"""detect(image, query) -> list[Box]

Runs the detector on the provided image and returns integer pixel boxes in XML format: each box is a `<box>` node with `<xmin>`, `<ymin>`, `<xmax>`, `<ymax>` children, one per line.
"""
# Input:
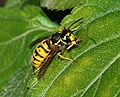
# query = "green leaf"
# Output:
<box><xmin>5</xmin><ymin>0</ymin><xmax>27</xmax><ymax>9</ymax></box>
<box><xmin>20</xmin><ymin>4</ymin><xmax>47</xmax><ymax>19</ymax></box>
<box><xmin>1</xmin><ymin>0</ymin><xmax>120</xmax><ymax>97</ymax></box>
<box><xmin>5</xmin><ymin>0</ymin><xmax>40</xmax><ymax>10</ymax></box>
<box><xmin>0</xmin><ymin>6</ymin><xmax>57</xmax><ymax>96</ymax></box>
<box><xmin>40</xmin><ymin>0</ymin><xmax>83</xmax><ymax>10</ymax></box>
<box><xmin>28</xmin><ymin>0</ymin><xmax>120</xmax><ymax>97</ymax></box>
<box><xmin>0</xmin><ymin>7</ymin><xmax>29</xmax><ymax>90</ymax></box>
<box><xmin>41</xmin><ymin>0</ymin><xmax>120</xmax><ymax>11</ymax></box>
<box><xmin>30</xmin><ymin>11</ymin><xmax>120</xmax><ymax>97</ymax></box>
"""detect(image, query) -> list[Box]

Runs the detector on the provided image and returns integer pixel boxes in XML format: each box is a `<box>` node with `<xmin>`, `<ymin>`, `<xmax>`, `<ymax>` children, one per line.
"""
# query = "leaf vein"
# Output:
<box><xmin>80</xmin><ymin>53</ymin><xmax>120</xmax><ymax>97</ymax></box>
<box><xmin>0</xmin><ymin>28</ymin><xmax>51</xmax><ymax>46</ymax></box>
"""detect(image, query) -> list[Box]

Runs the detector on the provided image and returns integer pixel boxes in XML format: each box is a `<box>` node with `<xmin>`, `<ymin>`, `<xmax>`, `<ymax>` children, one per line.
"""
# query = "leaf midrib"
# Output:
<box><xmin>80</xmin><ymin>54</ymin><xmax>120</xmax><ymax>97</ymax></box>
<box><xmin>0</xmin><ymin>27</ymin><xmax>52</xmax><ymax>46</ymax></box>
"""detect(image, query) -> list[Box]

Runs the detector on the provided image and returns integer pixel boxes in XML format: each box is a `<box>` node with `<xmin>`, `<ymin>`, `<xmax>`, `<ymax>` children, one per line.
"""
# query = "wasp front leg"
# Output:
<box><xmin>57</xmin><ymin>52</ymin><xmax>73</xmax><ymax>62</ymax></box>
<box><xmin>57</xmin><ymin>45</ymin><xmax>74</xmax><ymax>61</ymax></box>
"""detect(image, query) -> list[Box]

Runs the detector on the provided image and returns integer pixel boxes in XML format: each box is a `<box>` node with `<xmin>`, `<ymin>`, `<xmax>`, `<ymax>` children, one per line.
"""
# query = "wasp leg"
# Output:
<box><xmin>57</xmin><ymin>52</ymin><xmax>73</xmax><ymax>62</ymax></box>
<box><xmin>66</xmin><ymin>44</ymin><xmax>74</xmax><ymax>50</ymax></box>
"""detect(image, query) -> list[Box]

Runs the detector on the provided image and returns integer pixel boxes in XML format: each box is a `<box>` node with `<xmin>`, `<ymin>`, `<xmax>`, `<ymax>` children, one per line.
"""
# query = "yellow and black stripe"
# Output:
<box><xmin>32</xmin><ymin>39</ymin><xmax>51</xmax><ymax>70</ymax></box>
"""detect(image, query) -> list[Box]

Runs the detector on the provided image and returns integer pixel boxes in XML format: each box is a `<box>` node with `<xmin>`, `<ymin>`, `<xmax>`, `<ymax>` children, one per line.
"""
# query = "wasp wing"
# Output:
<box><xmin>29</xmin><ymin>36</ymin><xmax>50</xmax><ymax>49</ymax></box>
<box><xmin>37</xmin><ymin>45</ymin><xmax>60</xmax><ymax>80</ymax></box>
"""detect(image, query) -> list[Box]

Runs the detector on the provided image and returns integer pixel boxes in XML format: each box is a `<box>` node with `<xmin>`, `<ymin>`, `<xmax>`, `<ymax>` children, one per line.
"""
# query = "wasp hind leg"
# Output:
<box><xmin>57</xmin><ymin>52</ymin><xmax>73</xmax><ymax>62</ymax></box>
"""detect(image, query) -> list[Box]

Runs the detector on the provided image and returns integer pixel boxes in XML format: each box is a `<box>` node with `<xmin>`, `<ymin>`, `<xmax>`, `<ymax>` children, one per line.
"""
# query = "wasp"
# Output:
<box><xmin>29</xmin><ymin>18</ymin><xmax>83</xmax><ymax>79</ymax></box>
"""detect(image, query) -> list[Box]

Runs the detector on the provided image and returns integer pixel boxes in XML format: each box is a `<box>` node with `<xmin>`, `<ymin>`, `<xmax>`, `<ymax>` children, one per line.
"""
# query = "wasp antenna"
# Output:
<box><xmin>71</xmin><ymin>21</ymin><xmax>84</xmax><ymax>33</ymax></box>
<box><xmin>68</xmin><ymin>17</ymin><xmax>83</xmax><ymax>29</ymax></box>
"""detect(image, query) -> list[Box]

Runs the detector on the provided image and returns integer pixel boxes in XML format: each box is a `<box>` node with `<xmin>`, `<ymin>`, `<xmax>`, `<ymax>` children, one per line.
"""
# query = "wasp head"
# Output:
<box><xmin>61</xmin><ymin>30</ymin><xmax>79</xmax><ymax>50</ymax></box>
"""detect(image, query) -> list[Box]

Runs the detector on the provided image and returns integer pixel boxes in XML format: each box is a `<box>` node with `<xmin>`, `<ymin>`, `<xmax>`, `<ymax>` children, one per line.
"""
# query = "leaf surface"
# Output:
<box><xmin>0</xmin><ymin>0</ymin><xmax>120</xmax><ymax>97</ymax></box>
<box><xmin>0</xmin><ymin>6</ymin><xmax>57</xmax><ymax>97</ymax></box>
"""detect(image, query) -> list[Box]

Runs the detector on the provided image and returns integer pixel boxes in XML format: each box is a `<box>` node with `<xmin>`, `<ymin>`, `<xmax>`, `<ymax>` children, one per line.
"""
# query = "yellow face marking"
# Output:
<box><xmin>33</xmin><ymin>53</ymin><xmax>44</xmax><ymax>62</ymax></box>
<box><xmin>36</xmin><ymin>47</ymin><xmax>48</xmax><ymax>57</ymax></box>
<box><xmin>72</xmin><ymin>41</ymin><xmax>77</xmax><ymax>45</ymax></box>
<box><xmin>69</xmin><ymin>34</ymin><xmax>75</xmax><ymax>41</ymax></box>
<box><xmin>42</xmin><ymin>42</ymin><xmax>50</xmax><ymax>52</ymax></box>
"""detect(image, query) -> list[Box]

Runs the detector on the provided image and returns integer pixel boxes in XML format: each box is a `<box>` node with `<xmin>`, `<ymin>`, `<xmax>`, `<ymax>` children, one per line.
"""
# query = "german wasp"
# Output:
<box><xmin>29</xmin><ymin>18</ymin><xmax>83</xmax><ymax>79</ymax></box>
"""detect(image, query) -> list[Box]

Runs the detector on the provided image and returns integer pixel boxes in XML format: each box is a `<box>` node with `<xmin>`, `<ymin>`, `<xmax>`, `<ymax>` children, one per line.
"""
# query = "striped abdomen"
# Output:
<box><xmin>32</xmin><ymin>39</ymin><xmax>51</xmax><ymax>70</ymax></box>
